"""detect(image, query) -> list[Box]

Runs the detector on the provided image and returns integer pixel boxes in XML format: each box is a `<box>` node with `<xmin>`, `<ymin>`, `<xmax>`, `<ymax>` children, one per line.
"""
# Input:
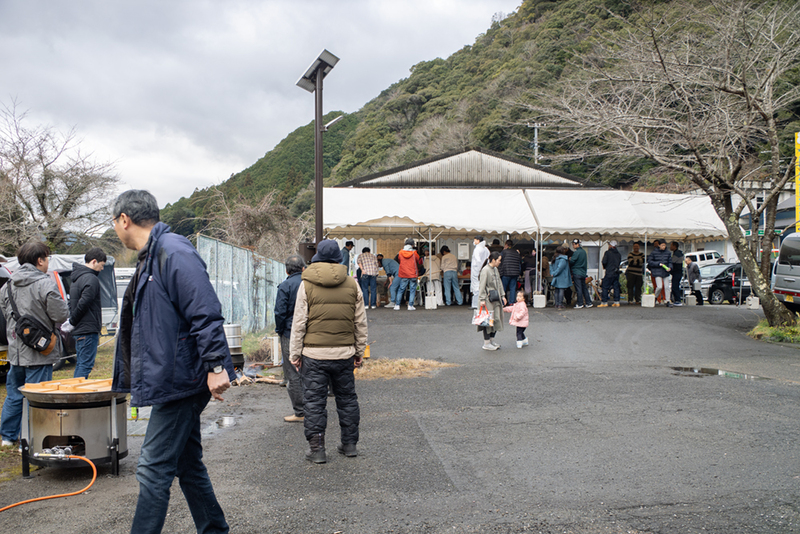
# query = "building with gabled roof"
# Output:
<box><xmin>335</xmin><ymin>147</ymin><xmax>606</xmax><ymax>189</ymax></box>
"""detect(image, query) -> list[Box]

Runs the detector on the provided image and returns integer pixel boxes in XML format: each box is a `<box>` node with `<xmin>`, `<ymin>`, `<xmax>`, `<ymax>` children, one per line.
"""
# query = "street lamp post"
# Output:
<box><xmin>296</xmin><ymin>49</ymin><xmax>339</xmax><ymax>244</ymax></box>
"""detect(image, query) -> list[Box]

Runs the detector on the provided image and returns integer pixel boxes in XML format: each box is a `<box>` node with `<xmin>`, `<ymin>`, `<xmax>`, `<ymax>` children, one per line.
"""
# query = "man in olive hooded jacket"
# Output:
<box><xmin>290</xmin><ymin>239</ymin><xmax>368</xmax><ymax>464</ymax></box>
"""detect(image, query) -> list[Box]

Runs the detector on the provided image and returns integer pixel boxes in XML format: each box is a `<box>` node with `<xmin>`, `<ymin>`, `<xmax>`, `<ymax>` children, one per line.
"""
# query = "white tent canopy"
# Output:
<box><xmin>526</xmin><ymin>189</ymin><xmax>728</xmax><ymax>241</ymax></box>
<box><xmin>324</xmin><ymin>188</ymin><xmax>728</xmax><ymax>242</ymax></box>
<box><xmin>324</xmin><ymin>188</ymin><xmax>539</xmax><ymax>238</ymax></box>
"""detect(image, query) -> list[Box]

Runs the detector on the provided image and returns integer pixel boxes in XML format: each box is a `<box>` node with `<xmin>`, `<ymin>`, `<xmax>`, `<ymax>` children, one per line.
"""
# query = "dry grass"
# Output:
<box><xmin>354</xmin><ymin>358</ymin><xmax>457</xmax><ymax>380</ymax></box>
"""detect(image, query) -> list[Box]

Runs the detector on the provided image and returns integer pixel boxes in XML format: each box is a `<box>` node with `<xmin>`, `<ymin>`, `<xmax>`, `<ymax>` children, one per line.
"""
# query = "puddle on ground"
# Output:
<box><xmin>201</xmin><ymin>416</ymin><xmax>236</xmax><ymax>436</ymax></box>
<box><xmin>670</xmin><ymin>367</ymin><xmax>768</xmax><ymax>380</ymax></box>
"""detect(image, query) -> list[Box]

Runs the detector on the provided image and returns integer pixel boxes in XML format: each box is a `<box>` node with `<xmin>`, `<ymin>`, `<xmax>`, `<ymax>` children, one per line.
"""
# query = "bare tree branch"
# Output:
<box><xmin>510</xmin><ymin>0</ymin><xmax>800</xmax><ymax>326</ymax></box>
<box><xmin>0</xmin><ymin>101</ymin><xmax>119</xmax><ymax>254</ymax></box>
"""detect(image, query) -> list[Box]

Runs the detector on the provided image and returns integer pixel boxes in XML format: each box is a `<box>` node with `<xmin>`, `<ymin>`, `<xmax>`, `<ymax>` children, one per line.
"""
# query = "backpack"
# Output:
<box><xmin>6</xmin><ymin>285</ymin><xmax>58</xmax><ymax>355</ymax></box>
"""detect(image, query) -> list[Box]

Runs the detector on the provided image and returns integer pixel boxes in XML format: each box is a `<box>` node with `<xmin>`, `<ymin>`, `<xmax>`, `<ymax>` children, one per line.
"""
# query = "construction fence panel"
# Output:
<box><xmin>197</xmin><ymin>235</ymin><xmax>286</xmax><ymax>334</ymax></box>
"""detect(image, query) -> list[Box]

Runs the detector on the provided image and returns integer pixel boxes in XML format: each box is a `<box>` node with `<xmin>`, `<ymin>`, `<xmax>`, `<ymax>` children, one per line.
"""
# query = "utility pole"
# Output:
<box><xmin>528</xmin><ymin>123</ymin><xmax>546</xmax><ymax>164</ymax></box>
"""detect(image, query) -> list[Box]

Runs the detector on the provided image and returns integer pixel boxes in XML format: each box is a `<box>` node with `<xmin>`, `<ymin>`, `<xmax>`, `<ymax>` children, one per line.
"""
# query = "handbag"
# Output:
<box><xmin>472</xmin><ymin>305</ymin><xmax>493</xmax><ymax>327</ymax></box>
<box><xmin>692</xmin><ymin>280</ymin><xmax>701</xmax><ymax>291</ymax></box>
<box><xmin>488</xmin><ymin>289</ymin><xmax>500</xmax><ymax>303</ymax></box>
<box><xmin>6</xmin><ymin>287</ymin><xmax>58</xmax><ymax>355</ymax></box>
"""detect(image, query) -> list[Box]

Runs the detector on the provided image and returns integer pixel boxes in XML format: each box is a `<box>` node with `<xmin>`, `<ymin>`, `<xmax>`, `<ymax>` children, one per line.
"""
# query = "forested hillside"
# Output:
<box><xmin>160</xmin><ymin>0</ymin><xmax>636</xmax><ymax>234</ymax></box>
<box><xmin>161</xmin><ymin>0</ymin><xmax>799</xmax><ymax>239</ymax></box>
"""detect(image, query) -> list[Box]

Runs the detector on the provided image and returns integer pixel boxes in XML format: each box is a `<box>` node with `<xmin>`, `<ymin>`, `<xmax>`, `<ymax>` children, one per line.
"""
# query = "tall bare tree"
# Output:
<box><xmin>0</xmin><ymin>102</ymin><xmax>119</xmax><ymax>254</ymax></box>
<box><xmin>515</xmin><ymin>0</ymin><xmax>800</xmax><ymax>326</ymax></box>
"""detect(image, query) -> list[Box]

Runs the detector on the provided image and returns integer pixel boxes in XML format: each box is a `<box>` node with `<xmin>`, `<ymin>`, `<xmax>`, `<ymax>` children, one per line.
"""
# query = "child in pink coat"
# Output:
<box><xmin>503</xmin><ymin>289</ymin><xmax>529</xmax><ymax>349</ymax></box>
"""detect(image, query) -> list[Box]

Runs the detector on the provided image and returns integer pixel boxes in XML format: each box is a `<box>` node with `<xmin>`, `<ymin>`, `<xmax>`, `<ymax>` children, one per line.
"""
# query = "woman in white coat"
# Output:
<box><xmin>470</xmin><ymin>236</ymin><xmax>490</xmax><ymax>308</ymax></box>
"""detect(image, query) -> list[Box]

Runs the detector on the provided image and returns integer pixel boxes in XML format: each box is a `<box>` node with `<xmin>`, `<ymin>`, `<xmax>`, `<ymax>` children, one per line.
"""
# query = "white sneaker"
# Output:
<box><xmin>574</xmin><ymin>304</ymin><xmax>584</xmax><ymax>309</ymax></box>
<box><xmin>394</xmin><ymin>305</ymin><xmax>400</xmax><ymax>310</ymax></box>
<box><xmin>407</xmin><ymin>305</ymin><xmax>416</xmax><ymax>311</ymax></box>
<box><xmin>516</xmin><ymin>340</ymin><xmax>523</xmax><ymax>349</ymax></box>
<box><xmin>371</xmin><ymin>306</ymin><xmax>377</xmax><ymax>309</ymax></box>
<box><xmin>482</xmin><ymin>343</ymin><xmax>498</xmax><ymax>351</ymax></box>
<box><xmin>385</xmin><ymin>302</ymin><xmax>395</xmax><ymax>308</ymax></box>
<box><xmin>522</xmin><ymin>337</ymin><xmax>529</xmax><ymax>347</ymax></box>
<box><xmin>585</xmin><ymin>303</ymin><xmax>593</xmax><ymax>308</ymax></box>
<box><xmin>1</xmin><ymin>440</ymin><xmax>15</xmax><ymax>447</ymax></box>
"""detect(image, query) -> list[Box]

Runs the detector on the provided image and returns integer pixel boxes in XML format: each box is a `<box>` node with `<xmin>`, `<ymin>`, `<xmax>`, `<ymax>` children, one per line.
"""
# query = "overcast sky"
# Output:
<box><xmin>0</xmin><ymin>0</ymin><xmax>521</xmax><ymax>208</ymax></box>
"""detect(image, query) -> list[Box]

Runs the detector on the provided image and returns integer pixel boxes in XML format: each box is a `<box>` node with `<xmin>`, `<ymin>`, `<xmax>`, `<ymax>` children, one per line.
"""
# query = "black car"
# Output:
<box><xmin>707</xmin><ymin>263</ymin><xmax>753</xmax><ymax>305</ymax></box>
<box><xmin>681</xmin><ymin>262</ymin><xmax>754</xmax><ymax>304</ymax></box>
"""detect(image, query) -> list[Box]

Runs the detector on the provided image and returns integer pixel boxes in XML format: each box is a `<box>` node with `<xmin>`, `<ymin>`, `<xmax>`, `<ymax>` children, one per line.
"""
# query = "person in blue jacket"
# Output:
<box><xmin>377</xmin><ymin>253</ymin><xmax>400</xmax><ymax>307</ymax></box>
<box><xmin>549</xmin><ymin>247</ymin><xmax>572</xmax><ymax>309</ymax></box>
<box><xmin>569</xmin><ymin>239</ymin><xmax>593</xmax><ymax>308</ymax></box>
<box><xmin>111</xmin><ymin>190</ymin><xmax>235</xmax><ymax>534</ymax></box>
<box><xmin>274</xmin><ymin>254</ymin><xmax>306</xmax><ymax>423</ymax></box>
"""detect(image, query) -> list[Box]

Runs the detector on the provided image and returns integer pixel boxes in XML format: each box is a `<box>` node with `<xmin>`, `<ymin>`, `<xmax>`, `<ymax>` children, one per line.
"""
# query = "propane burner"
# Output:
<box><xmin>19</xmin><ymin>378</ymin><xmax>129</xmax><ymax>477</ymax></box>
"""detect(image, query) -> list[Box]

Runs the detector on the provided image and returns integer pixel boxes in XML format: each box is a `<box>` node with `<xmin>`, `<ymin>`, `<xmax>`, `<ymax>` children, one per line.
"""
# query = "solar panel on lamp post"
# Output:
<box><xmin>296</xmin><ymin>49</ymin><xmax>340</xmax><ymax>244</ymax></box>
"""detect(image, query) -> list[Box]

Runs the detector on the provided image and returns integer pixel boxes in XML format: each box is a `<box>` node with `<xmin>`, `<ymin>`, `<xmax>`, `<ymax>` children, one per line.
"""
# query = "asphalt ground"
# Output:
<box><xmin>1</xmin><ymin>303</ymin><xmax>800</xmax><ymax>533</ymax></box>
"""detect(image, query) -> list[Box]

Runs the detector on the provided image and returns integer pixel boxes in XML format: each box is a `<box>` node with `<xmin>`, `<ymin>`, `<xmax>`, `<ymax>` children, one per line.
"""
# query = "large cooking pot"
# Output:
<box><xmin>19</xmin><ymin>378</ymin><xmax>127</xmax><ymax>404</ymax></box>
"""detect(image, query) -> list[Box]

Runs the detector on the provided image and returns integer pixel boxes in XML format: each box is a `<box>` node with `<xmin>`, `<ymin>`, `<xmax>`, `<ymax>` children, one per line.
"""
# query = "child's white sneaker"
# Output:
<box><xmin>522</xmin><ymin>337</ymin><xmax>529</xmax><ymax>346</ymax></box>
<box><xmin>516</xmin><ymin>340</ymin><xmax>523</xmax><ymax>349</ymax></box>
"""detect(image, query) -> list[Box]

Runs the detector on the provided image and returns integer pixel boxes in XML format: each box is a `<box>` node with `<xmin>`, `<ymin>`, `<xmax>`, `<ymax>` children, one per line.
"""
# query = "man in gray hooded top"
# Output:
<box><xmin>0</xmin><ymin>241</ymin><xmax>69</xmax><ymax>447</ymax></box>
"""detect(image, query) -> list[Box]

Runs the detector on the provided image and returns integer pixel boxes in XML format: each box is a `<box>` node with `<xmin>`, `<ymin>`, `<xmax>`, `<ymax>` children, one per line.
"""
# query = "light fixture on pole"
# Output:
<box><xmin>296</xmin><ymin>49</ymin><xmax>340</xmax><ymax>244</ymax></box>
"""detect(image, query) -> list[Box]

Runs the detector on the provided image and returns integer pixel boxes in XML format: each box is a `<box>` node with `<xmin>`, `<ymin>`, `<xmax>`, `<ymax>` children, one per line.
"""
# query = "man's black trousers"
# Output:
<box><xmin>301</xmin><ymin>356</ymin><xmax>360</xmax><ymax>444</ymax></box>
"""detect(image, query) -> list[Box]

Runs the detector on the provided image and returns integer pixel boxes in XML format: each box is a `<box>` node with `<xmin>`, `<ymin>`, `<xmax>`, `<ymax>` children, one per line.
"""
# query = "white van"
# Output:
<box><xmin>772</xmin><ymin>233</ymin><xmax>800</xmax><ymax>313</ymax></box>
<box><xmin>684</xmin><ymin>250</ymin><xmax>723</xmax><ymax>268</ymax></box>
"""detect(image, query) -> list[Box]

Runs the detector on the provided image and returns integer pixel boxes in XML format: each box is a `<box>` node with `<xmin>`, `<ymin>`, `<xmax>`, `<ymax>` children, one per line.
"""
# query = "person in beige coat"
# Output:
<box><xmin>477</xmin><ymin>251</ymin><xmax>506</xmax><ymax>350</ymax></box>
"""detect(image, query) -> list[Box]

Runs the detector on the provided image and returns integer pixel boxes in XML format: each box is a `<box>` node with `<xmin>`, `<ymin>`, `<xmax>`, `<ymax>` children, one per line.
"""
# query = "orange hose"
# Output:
<box><xmin>0</xmin><ymin>455</ymin><xmax>97</xmax><ymax>513</ymax></box>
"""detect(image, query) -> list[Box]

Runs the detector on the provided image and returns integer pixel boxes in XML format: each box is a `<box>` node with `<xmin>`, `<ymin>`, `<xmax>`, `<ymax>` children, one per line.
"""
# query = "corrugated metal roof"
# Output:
<box><xmin>335</xmin><ymin>148</ymin><xmax>606</xmax><ymax>189</ymax></box>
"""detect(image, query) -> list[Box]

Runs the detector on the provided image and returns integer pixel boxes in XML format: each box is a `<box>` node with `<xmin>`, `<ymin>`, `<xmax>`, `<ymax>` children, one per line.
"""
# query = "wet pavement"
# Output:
<box><xmin>2</xmin><ymin>303</ymin><xmax>800</xmax><ymax>533</ymax></box>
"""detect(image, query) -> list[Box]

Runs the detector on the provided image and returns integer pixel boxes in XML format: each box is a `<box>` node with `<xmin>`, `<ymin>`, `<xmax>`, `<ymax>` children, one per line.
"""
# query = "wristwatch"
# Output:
<box><xmin>212</xmin><ymin>365</ymin><xmax>224</xmax><ymax>374</ymax></box>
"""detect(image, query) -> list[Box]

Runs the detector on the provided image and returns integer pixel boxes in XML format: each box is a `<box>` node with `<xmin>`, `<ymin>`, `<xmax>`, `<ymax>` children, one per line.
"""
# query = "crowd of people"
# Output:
<box><xmin>333</xmin><ymin>236</ymin><xmax>706</xmax><ymax>313</ymax></box>
<box><xmin>1</xmin><ymin>211</ymin><xmax>717</xmax><ymax>533</ymax></box>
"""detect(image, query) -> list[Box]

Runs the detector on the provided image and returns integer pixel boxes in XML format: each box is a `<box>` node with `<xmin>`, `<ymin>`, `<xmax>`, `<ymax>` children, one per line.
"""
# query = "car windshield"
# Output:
<box><xmin>699</xmin><ymin>264</ymin><xmax>730</xmax><ymax>278</ymax></box>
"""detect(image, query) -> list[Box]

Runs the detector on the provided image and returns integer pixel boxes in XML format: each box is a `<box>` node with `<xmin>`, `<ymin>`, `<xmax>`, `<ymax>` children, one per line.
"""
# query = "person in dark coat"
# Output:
<box><xmin>599</xmin><ymin>241</ymin><xmax>622</xmax><ymax>307</ymax></box>
<box><xmin>499</xmin><ymin>240</ymin><xmax>522</xmax><ymax>304</ymax></box>
<box><xmin>670</xmin><ymin>242</ymin><xmax>685</xmax><ymax>305</ymax></box>
<box><xmin>68</xmin><ymin>247</ymin><xmax>107</xmax><ymax>378</ymax></box>
<box><xmin>274</xmin><ymin>255</ymin><xmax>306</xmax><ymax>423</ymax></box>
<box><xmin>289</xmin><ymin>239</ymin><xmax>368</xmax><ymax>463</ymax></box>
<box><xmin>111</xmin><ymin>189</ymin><xmax>235</xmax><ymax>533</ymax></box>
<box><xmin>685</xmin><ymin>255</ymin><xmax>703</xmax><ymax>306</ymax></box>
<box><xmin>647</xmin><ymin>240</ymin><xmax>673</xmax><ymax>307</ymax></box>
<box><xmin>569</xmin><ymin>239</ymin><xmax>593</xmax><ymax>308</ymax></box>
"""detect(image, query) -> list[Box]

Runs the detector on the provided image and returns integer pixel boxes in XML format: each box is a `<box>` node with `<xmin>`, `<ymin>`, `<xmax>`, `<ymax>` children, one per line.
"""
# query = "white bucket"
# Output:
<box><xmin>685</xmin><ymin>295</ymin><xmax>697</xmax><ymax>306</ymax></box>
<box><xmin>641</xmin><ymin>294</ymin><xmax>656</xmax><ymax>308</ymax></box>
<box><xmin>747</xmin><ymin>296</ymin><xmax>760</xmax><ymax>310</ymax></box>
<box><xmin>425</xmin><ymin>295</ymin><xmax>438</xmax><ymax>310</ymax></box>
<box><xmin>533</xmin><ymin>295</ymin><xmax>547</xmax><ymax>308</ymax></box>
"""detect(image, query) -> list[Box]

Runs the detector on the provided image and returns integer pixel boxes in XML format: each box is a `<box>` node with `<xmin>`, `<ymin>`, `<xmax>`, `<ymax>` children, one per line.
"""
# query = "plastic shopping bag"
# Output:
<box><xmin>472</xmin><ymin>305</ymin><xmax>492</xmax><ymax>327</ymax></box>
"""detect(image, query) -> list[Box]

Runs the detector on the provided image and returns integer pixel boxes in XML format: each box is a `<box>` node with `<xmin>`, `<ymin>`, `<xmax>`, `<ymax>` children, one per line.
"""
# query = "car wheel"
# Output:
<box><xmin>709</xmin><ymin>288</ymin><xmax>725</xmax><ymax>305</ymax></box>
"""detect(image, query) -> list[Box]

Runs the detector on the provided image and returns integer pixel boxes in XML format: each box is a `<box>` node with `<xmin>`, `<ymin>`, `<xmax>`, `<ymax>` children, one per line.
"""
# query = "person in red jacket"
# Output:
<box><xmin>395</xmin><ymin>238</ymin><xmax>422</xmax><ymax>311</ymax></box>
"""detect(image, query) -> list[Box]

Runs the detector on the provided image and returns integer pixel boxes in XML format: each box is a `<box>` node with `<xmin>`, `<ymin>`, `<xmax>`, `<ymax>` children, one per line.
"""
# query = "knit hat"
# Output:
<box><xmin>405</xmin><ymin>238</ymin><xmax>415</xmax><ymax>247</ymax></box>
<box><xmin>311</xmin><ymin>239</ymin><xmax>343</xmax><ymax>264</ymax></box>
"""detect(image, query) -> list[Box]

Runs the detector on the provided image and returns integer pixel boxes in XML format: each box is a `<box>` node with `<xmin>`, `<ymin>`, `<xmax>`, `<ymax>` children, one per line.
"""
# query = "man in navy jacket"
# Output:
<box><xmin>111</xmin><ymin>190</ymin><xmax>234</xmax><ymax>534</ymax></box>
<box><xmin>274</xmin><ymin>254</ymin><xmax>306</xmax><ymax>423</ymax></box>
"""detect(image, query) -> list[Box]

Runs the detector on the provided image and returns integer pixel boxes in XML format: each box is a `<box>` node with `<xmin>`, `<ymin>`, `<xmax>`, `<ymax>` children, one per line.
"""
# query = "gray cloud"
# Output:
<box><xmin>0</xmin><ymin>0</ymin><xmax>520</xmax><ymax>205</ymax></box>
